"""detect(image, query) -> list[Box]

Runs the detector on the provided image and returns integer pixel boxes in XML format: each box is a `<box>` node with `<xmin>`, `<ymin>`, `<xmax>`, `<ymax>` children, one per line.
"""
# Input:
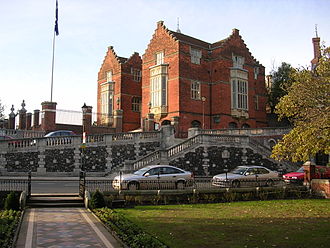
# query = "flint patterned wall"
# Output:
<box><xmin>0</xmin><ymin>131</ymin><xmax>161</xmax><ymax>176</ymax></box>
<box><xmin>0</xmin><ymin>126</ymin><xmax>293</xmax><ymax>176</ymax></box>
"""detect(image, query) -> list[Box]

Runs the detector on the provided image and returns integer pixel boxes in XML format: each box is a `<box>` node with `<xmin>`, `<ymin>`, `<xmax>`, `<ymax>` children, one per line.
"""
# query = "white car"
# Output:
<box><xmin>112</xmin><ymin>165</ymin><xmax>194</xmax><ymax>190</ymax></box>
<box><xmin>212</xmin><ymin>165</ymin><xmax>279</xmax><ymax>187</ymax></box>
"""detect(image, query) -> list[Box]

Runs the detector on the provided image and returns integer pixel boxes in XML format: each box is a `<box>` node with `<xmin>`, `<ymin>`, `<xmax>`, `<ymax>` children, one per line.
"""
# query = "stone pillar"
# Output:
<box><xmin>188</xmin><ymin>127</ymin><xmax>201</xmax><ymax>138</ymax></box>
<box><xmin>82</xmin><ymin>103</ymin><xmax>93</xmax><ymax>135</ymax></box>
<box><xmin>160</xmin><ymin>125</ymin><xmax>175</xmax><ymax>149</ymax></box>
<box><xmin>8</xmin><ymin>105</ymin><xmax>16</xmax><ymax>129</ymax></box>
<box><xmin>41</xmin><ymin>101</ymin><xmax>57</xmax><ymax>133</ymax></box>
<box><xmin>146</xmin><ymin>113</ymin><xmax>155</xmax><ymax>132</ymax></box>
<box><xmin>114</xmin><ymin>109</ymin><xmax>123</xmax><ymax>133</ymax></box>
<box><xmin>33</xmin><ymin>109</ymin><xmax>40</xmax><ymax>128</ymax></box>
<box><xmin>18</xmin><ymin>100</ymin><xmax>27</xmax><ymax>130</ymax></box>
<box><xmin>303</xmin><ymin>161</ymin><xmax>316</xmax><ymax>186</ymax></box>
<box><xmin>104</xmin><ymin>134</ymin><xmax>113</xmax><ymax>173</ymax></box>
<box><xmin>36</xmin><ymin>139</ymin><xmax>47</xmax><ymax>175</ymax></box>
<box><xmin>171</xmin><ymin>116</ymin><xmax>180</xmax><ymax>138</ymax></box>
<box><xmin>26</xmin><ymin>112</ymin><xmax>32</xmax><ymax>130</ymax></box>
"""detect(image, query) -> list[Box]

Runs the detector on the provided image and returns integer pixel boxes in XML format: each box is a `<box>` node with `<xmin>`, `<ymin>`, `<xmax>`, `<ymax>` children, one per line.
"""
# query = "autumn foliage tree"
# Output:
<box><xmin>271</xmin><ymin>47</ymin><xmax>330</xmax><ymax>162</ymax></box>
<box><xmin>268</xmin><ymin>62</ymin><xmax>295</xmax><ymax>113</ymax></box>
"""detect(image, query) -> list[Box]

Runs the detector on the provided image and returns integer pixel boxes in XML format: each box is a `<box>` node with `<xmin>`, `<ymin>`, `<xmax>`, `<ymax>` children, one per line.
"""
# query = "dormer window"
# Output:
<box><xmin>156</xmin><ymin>52</ymin><xmax>164</xmax><ymax>65</ymax></box>
<box><xmin>190</xmin><ymin>47</ymin><xmax>202</xmax><ymax>64</ymax></box>
<box><xmin>232</xmin><ymin>55</ymin><xmax>244</xmax><ymax>69</ymax></box>
<box><xmin>106</xmin><ymin>70</ymin><xmax>113</xmax><ymax>82</ymax></box>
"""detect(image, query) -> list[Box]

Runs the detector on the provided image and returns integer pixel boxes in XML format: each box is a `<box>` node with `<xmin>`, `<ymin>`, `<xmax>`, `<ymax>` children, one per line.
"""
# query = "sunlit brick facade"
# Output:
<box><xmin>97</xmin><ymin>21</ymin><xmax>268</xmax><ymax>134</ymax></box>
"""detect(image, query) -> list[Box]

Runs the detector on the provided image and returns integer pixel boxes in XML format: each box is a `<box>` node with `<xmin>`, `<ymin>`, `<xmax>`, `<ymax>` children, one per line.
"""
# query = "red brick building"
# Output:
<box><xmin>97</xmin><ymin>46</ymin><xmax>142</xmax><ymax>132</ymax></box>
<box><xmin>97</xmin><ymin>21</ymin><xmax>268</xmax><ymax>134</ymax></box>
<box><xmin>142</xmin><ymin>21</ymin><xmax>267</xmax><ymax>133</ymax></box>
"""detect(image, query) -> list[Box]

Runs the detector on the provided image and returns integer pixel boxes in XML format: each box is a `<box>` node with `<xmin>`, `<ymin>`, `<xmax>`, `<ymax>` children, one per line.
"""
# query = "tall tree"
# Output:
<box><xmin>268</xmin><ymin>62</ymin><xmax>295</xmax><ymax>113</ymax></box>
<box><xmin>271</xmin><ymin>47</ymin><xmax>330</xmax><ymax>162</ymax></box>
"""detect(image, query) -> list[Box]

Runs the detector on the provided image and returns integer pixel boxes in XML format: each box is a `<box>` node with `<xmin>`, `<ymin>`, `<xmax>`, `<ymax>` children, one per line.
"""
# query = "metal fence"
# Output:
<box><xmin>85</xmin><ymin>177</ymin><xmax>285</xmax><ymax>192</ymax></box>
<box><xmin>0</xmin><ymin>179</ymin><xmax>29</xmax><ymax>192</ymax></box>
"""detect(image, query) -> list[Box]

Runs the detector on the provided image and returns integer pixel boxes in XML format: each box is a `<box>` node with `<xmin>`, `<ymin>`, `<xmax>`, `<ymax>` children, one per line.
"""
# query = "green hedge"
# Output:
<box><xmin>0</xmin><ymin>210</ymin><xmax>21</xmax><ymax>248</ymax></box>
<box><xmin>94</xmin><ymin>208</ymin><xmax>167</xmax><ymax>248</ymax></box>
<box><xmin>102</xmin><ymin>186</ymin><xmax>310</xmax><ymax>207</ymax></box>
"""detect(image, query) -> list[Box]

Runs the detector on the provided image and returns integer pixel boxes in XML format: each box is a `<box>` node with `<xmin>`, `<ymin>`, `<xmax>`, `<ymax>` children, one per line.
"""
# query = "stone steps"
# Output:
<box><xmin>27</xmin><ymin>193</ymin><xmax>84</xmax><ymax>208</ymax></box>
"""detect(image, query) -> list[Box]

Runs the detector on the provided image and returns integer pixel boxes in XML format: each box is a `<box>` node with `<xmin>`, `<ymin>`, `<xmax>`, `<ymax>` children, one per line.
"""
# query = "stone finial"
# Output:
<box><xmin>21</xmin><ymin>100</ymin><xmax>26</xmax><ymax>110</ymax></box>
<box><xmin>10</xmin><ymin>105</ymin><xmax>15</xmax><ymax>114</ymax></box>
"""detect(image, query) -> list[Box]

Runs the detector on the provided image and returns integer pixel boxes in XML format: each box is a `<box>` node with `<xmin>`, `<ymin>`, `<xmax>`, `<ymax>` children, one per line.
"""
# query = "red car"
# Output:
<box><xmin>283</xmin><ymin>166</ymin><xmax>330</xmax><ymax>184</ymax></box>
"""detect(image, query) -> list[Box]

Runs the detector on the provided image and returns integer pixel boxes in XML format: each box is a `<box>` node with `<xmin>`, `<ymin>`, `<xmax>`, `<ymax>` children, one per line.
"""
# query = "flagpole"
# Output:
<box><xmin>51</xmin><ymin>0</ymin><xmax>59</xmax><ymax>102</ymax></box>
<box><xmin>50</xmin><ymin>30</ymin><xmax>56</xmax><ymax>102</ymax></box>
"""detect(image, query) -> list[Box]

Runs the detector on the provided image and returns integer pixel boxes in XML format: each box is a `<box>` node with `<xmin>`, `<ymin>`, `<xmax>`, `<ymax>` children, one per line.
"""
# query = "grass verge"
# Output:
<box><xmin>107</xmin><ymin>199</ymin><xmax>330</xmax><ymax>248</ymax></box>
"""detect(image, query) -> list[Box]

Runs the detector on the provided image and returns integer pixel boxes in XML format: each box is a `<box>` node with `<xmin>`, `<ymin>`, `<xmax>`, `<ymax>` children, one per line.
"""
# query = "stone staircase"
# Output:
<box><xmin>128</xmin><ymin>133</ymin><xmax>295</xmax><ymax>173</ymax></box>
<box><xmin>27</xmin><ymin>193</ymin><xmax>84</xmax><ymax>208</ymax></box>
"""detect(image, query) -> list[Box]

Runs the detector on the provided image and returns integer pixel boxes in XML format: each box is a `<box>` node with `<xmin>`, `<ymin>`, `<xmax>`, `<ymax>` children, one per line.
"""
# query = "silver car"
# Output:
<box><xmin>112</xmin><ymin>165</ymin><xmax>194</xmax><ymax>190</ymax></box>
<box><xmin>212</xmin><ymin>165</ymin><xmax>279</xmax><ymax>187</ymax></box>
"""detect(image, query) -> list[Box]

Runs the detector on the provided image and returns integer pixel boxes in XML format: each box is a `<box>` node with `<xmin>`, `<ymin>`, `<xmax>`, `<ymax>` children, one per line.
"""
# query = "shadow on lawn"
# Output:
<box><xmin>132</xmin><ymin>216</ymin><xmax>330</xmax><ymax>248</ymax></box>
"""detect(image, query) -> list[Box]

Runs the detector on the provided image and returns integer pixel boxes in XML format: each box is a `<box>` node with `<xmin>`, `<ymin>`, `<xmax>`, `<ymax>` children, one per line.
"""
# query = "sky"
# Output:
<box><xmin>1</xmin><ymin>0</ymin><xmax>329</xmax><ymax>117</ymax></box>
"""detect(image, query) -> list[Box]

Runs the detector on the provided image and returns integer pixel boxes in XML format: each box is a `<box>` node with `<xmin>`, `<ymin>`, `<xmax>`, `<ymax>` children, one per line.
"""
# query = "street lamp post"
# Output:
<box><xmin>201</xmin><ymin>96</ymin><xmax>206</xmax><ymax>129</ymax></box>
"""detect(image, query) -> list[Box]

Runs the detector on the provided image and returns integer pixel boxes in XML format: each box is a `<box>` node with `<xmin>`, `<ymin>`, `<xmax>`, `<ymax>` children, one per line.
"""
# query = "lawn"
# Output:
<box><xmin>115</xmin><ymin>199</ymin><xmax>330</xmax><ymax>248</ymax></box>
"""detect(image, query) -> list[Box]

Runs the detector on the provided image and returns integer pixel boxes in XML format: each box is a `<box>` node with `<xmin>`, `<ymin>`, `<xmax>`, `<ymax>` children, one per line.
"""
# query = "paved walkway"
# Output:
<box><xmin>16</xmin><ymin>208</ymin><xmax>123</xmax><ymax>248</ymax></box>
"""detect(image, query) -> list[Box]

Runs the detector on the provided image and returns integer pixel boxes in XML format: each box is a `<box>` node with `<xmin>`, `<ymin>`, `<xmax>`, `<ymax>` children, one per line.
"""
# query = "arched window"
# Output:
<box><xmin>191</xmin><ymin>120</ymin><xmax>201</xmax><ymax>128</ymax></box>
<box><xmin>228</xmin><ymin>122</ymin><xmax>238</xmax><ymax>128</ymax></box>
<box><xmin>131</xmin><ymin>97</ymin><xmax>141</xmax><ymax>112</ymax></box>
<box><xmin>242</xmin><ymin>123</ymin><xmax>250</xmax><ymax>129</ymax></box>
<box><xmin>161</xmin><ymin>120</ymin><xmax>171</xmax><ymax>126</ymax></box>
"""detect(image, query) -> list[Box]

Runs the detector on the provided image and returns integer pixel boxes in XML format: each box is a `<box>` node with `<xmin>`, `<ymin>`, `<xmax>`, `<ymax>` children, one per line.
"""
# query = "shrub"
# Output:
<box><xmin>94</xmin><ymin>208</ymin><xmax>167</xmax><ymax>248</ymax></box>
<box><xmin>0</xmin><ymin>210</ymin><xmax>21</xmax><ymax>248</ymax></box>
<box><xmin>4</xmin><ymin>192</ymin><xmax>19</xmax><ymax>211</ymax></box>
<box><xmin>90</xmin><ymin>190</ymin><xmax>105</xmax><ymax>209</ymax></box>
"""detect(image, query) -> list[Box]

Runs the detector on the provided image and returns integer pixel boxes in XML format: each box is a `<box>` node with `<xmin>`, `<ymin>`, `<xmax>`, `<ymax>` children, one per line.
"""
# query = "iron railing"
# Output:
<box><xmin>84</xmin><ymin>177</ymin><xmax>285</xmax><ymax>192</ymax></box>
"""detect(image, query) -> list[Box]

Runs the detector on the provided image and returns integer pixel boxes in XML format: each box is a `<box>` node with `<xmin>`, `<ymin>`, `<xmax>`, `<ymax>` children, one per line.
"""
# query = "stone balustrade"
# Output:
<box><xmin>0</xmin><ymin>126</ymin><xmax>293</xmax><ymax>176</ymax></box>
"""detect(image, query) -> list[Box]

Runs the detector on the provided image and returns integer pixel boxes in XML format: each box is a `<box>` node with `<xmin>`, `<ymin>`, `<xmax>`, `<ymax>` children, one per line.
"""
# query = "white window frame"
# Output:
<box><xmin>150</xmin><ymin>66</ymin><xmax>168</xmax><ymax>108</ymax></box>
<box><xmin>131</xmin><ymin>68</ymin><xmax>141</xmax><ymax>82</ymax></box>
<box><xmin>191</xmin><ymin>81</ymin><xmax>201</xmax><ymax>100</ymax></box>
<box><xmin>156</xmin><ymin>52</ymin><xmax>164</xmax><ymax>65</ymax></box>
<box><xmin>132</xmin><ymin>97</ymin><xmax>141</xmax><ymax>112</ymax></box>
<box><xmin>232</xmin><ymin>55</ymin><xmax>244</xmax><ymax>69</ymax></box>
<box><xmin>100</xmin><ymin>82</ymin><xmax>114</xmax><ymax>124</ymax></box>
<box><xmin>254</xmin><ymin>67</ymin><xmax>259</xmax><ymax>80</ymax></box>
<box><xmin>232</xmin><ymin>79</ymin><xmax>248</xmax><ymax>110</ymax></box>
<box><xmin>190</xmin><ymin>47</ymin><xmax>202</xmax><ymax>64</ymax></box>
<box><xmin>106</xmin><ymin>70</ymin><xmax>113</xmax><ymax>82</ymax></box>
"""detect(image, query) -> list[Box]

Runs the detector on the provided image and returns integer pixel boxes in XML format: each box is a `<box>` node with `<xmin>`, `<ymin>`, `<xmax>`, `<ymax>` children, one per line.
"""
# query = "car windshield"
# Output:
<box><xmin>231</xmin><ymin>167</ymin><xmax>248</xmax><ymax>175</ymax></box>
<box><xmin>297</xmin><ymin>167</ymin><xmax>304</xmax><ymax>173</ymax></box>
<box><xmin>133</xmin><ymin>167</ymin><xmax>151</xmax><ymax>175</ymax></box>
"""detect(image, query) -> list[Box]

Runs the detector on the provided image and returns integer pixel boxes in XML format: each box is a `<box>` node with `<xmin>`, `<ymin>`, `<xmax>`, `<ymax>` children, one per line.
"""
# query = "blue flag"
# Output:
<box><xmin>54</xmin><ymin>0</ymin><xmax>59</xmax><ymax>36</ymax></box>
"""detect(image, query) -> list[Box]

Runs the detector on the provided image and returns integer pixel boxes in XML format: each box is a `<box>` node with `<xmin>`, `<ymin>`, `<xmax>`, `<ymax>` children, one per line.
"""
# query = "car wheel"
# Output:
<box><xmin>266</xmin><ymin>179</ymin><xmax>274</xmax><ymax>187</ymax></box>
<box><xmin>176</xmin><ymin>181</ymin><xmax>185</xmax><ymax>190</ymax></box>
<box><xmin>232</xmin><ymin>180</ymin><xmax>240</xmax><ymax>188</ymax></box>
<box><xmin>128</xmin><ymin>182</ymin><xmax>139</xmax><ymax>190</ymax></box>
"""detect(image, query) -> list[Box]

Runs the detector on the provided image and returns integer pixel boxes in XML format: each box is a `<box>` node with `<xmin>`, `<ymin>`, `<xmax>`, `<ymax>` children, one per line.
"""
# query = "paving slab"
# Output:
<box><xmin>16</xmin><ymin>208</ymin><xmax>123</xmax><ymax>248</ymax></box>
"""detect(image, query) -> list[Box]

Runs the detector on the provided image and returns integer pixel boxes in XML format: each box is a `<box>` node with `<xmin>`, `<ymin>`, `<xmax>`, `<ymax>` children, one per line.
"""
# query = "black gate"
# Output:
<box><xmin>79</xmin><ymin>170</ymin><xmax>86</xmax><ymax>198</ymax></box>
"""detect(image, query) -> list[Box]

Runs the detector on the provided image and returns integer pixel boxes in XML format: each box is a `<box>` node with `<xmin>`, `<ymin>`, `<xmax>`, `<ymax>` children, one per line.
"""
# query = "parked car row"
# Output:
<box><xmin>112</xmin><ymin>164</ymin><xmax>330</xmax><ymax>190</ymax></box>
<box><xmin>282</xmin><ymin>165</ymin><xmax>330</xmax><ymax>185</ymax></box>
<box><xmin>112</xmin><ymin>165</ymin><xmax>282</xmax><ymax>190</ymax></box>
